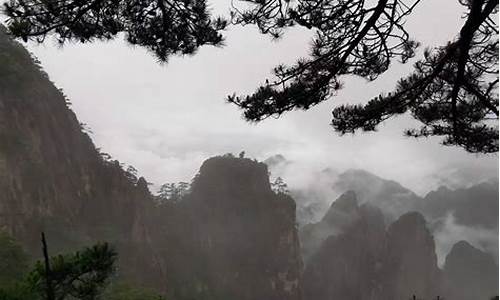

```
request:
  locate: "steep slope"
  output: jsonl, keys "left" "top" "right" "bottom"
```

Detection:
{"left": 0, "top": 27, "right": 304, "bottom": 300}
{"left": 303, "top": 200, "right": 386, "bottom": 300}
{"left": 303, "top": 211, "right": 445, "bottom": 300}
{"left": 152, "top": 155, "right": 303, "bottom": 300}
{"left": 382, "top": 212, "right": 443, "bottom": 300}
{"left": 0, "top": 25, "right": 161, "bottom": 284}
{"left": 334, "top": 169, "right": 421, "bottom": 221}
{"left": 299, "top": 191, "right": 362, "bottom": 261}
{"left": 444, "top": 241, "right": 498, "bottom": 300}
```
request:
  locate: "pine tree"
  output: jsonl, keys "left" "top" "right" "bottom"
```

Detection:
{"left": 271, "top": 177, "right": 289, "bottom": 194}
{"left": 3, "top": 0, "right": 227, "bottom": 62}
{"left": 125, "top": 166, "right": 139, "bottom": 183}
{"left": 30, "top": 236, "right": 117, "bottom": 300}
{"left": 227, "top": 0, "right": 498, "bottom": 153}
{"left": 3, "top": 0, "right": 498, "bottom": 152}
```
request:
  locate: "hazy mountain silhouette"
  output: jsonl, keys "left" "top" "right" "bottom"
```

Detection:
{"left": 265, "top": 154, "right": 498, "bottom": 263}
{"left": 334, "top": 169, "right": 421, "bottom": 221}
{"left": 1, "top": 23, "right": 498, "bottom": 300}
{"left": 419, "top": 182, "right": 499, "bottom": 230}
{"left": 149, "top": 155, "right": 303, "bottom": 299}
{"left": 299, "top": 187, "right": 498, "bottom": 300}
{"left": 0, "top": 26, "right": 302, "bottom": 299}
{"left": 303, "top": 197, "right": 386, "bottom": 300}
{"left": 303, "top": 208, "right": 446, "bottom": 300}
{"left": 444, "top": 241, "right": 498, "bottom": 300}
{"left": 300, "top": 191, "right": 363, "bottom": 262}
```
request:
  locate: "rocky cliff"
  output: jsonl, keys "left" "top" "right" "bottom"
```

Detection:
{"left": 302, "top": 195, "right": 445, "bottom": 300}
{"left": 382, "top": 212, "right": 443, "bottom": 300}
{"left": 301, "top": 191, "right": 499, "bottom": 300}
{"left": 300, "top": 191, "right": 362, "bottom": 262}
{"left": 0, "top": 26, "right": 303, "bottom": 299}
{"left": 303, "top": 197, "right": 386, "bottom": 300}
{"left": 0, "top": 24, "right": 164, "bottom": 288}
{"left": 151, "top": 155, "right": 303, "bottom": 300}
{"left": 444, "top": 240, "right": 498, "bottom": 300}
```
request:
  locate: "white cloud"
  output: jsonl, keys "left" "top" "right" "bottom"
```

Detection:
{"left": 433, "top": 213, "right": 498, "bottom": 266}
{"left": 17, "top": 0, "right": 497, "bottom": 195}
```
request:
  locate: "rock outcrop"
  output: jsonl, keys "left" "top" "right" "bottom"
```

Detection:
{"left": 300, "top": 191, "right": 361, "bottom": 261}
{"left": 0, "top": 26, "right": 304, "bottom": 300}
{"left": 302, "top": 205, "right": 445, "bottom": 300}
{"left": 444, "top": 241, "right": 498, "bottom": 300}
{"left": 334, "top": 169, "right": 421, "bottom": 222}
{"left": 382, "top": 212, "right": 443, "bottom": 300}
{"left": 0, "top": 24, "right": 163, "bottom": 289}
{"left": 303, "top": 199, "right": 386, "bottom": 300}
{"left": 152, "top": 156, "right": 303, "bottom": 300}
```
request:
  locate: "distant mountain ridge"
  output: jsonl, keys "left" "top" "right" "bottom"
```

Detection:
{"left": 301, "top": 191, "right": 498, "bottom": 300}
{"left": 419, "top": 182, "right": 499, "bottom": 230}
{"left": 333, "top": 168, "right": 421, "bottom": 221}
{"left": 1, "top": 22, "right": 497, "bottom": 300}
{"left": 265, "top": 154, "right": 498, "bottom": 299}
{"left": 264, "top": 155, "right": 499, "bottom": 260}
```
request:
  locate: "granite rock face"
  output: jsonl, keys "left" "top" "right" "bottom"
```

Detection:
{"left": 0, "top": 24, "right": 163, "bottom": 288}
{"left": 444, "top": 241, "right": 498, "bottom": 300}
{"left": 155, "top": 156, "right": 303, "bottom": 300}
{"left": 302, "top": 200, "right": 445, "bottom": 300}
{"left": 0, "top": 26, "right": 304, "bottom": 300}
{"left": 300, "top": 191, "right": 362, "bottom": 262}
{"left": 303, "top": 198, "right": 386, "bottom": 300}
{"left": 382, "top": 212, "right": 443, "bottom": 300}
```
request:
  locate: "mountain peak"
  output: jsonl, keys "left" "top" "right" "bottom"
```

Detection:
{"left": 330, "top": 190, "right": 358, "bottom": 211}
{"left": 445, "top": 240, "right": 496, "bottom": 267}
{"left": 450, "top": 240, "right": 475, "bottom": 252}
{"left": 444, "top": 240, "right": 498, "bottom": 300}
{"left": 388, "top": 211, "right": 428, "bottom": 235}
{"left": 321, "top": 191, "right": 359, "bottom": 224}
{"left": 194, "top": 155, "right": 271, "bottom": 195}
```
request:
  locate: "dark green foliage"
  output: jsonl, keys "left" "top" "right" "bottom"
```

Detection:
{"left": 0, "top": 231, "right": 29, "bottom": 289}
{"left": 0, "top": 233, "right": 35, "bottom": 300}
{"left": 27, "top": 242, "right": 117, "bottom": 300}
{"left": 0, "top": 232, "right": 159, "bottom": 300}
{"left": 0, "top": 283, "right": 39, "bottom": 300}
{"left": 3, "top": 0, "right": 227, "bottom": 62}
{"left": 228, "top": 0, "right": 498, "bottom": 153}
{"left": 0, "top": 26, "right": 47, "bottom": 88}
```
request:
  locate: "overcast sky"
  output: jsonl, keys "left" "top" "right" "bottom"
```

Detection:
{"left": 14, "top": 0, "right": 498, "bottom": 195}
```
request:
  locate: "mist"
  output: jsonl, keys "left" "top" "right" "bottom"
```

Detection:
{"left": 0, "top": 0, "right": 497, "bottom": 299}
{"left": 433, "top": 213, "right": 499, "bottom": 266}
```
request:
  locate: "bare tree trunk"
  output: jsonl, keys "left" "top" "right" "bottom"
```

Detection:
{"left": 41, "top": 232, "right": 55, "bottom": 300}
